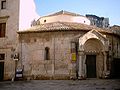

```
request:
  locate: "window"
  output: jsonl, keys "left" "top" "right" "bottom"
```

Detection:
{"left": 0, "top": 23, "right": 6, "bottom": 37}
{"left": 1, "top": 0, "right": 6, "bottom": 9}
{"left": 0, "top": 54, "right": 5, "bottom": 60}
{"left": 44, "top": 20, "right": 46, "bottom": 23}
{"left": 44, "top": 47, "right": 50, "bottom": 60}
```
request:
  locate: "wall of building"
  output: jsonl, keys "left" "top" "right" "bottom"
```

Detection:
{"left": 0, "top": 0, "right": 19, "bottom": 80}
{"left": 18, "top": 31, "right": 85, "bottom": 79}
{"left": 39, "top": 15, "right": 90, "bottom": 25}
{"left": 106, "top": 34, "right": 120, "bottom": 58}
{"left": 106, "top": 34, "right": 120, "bottom": 78}
{"left": 18, "top": 30, "right": 120, "bottom": 79}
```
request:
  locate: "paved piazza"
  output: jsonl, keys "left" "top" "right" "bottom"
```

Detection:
{"left": 0, "top": 79, "right": 120, "bottom": 90}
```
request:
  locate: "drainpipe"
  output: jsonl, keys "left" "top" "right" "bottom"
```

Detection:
{"left": 20, "top": 34, "right": 23, "bottom": 68}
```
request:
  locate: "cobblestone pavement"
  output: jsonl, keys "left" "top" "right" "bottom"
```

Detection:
{"left": 0, "top": 79, "right": 120, "bottom": 90}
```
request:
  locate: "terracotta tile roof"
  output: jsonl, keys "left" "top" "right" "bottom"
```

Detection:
{"left": 18, "top": 22, "right": 112, "bottom": 34}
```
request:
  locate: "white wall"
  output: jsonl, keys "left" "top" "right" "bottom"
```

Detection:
{"left": 39, "top": 15, "right": 90, "bottom": 25}
{"left": 19, "top": 0, "right": 39, "bottom": 30}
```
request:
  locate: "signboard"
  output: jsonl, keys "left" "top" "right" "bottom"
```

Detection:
{"left": 72, "top": 53, "right": 76, "bottom": 61}
{"left": 15, "top": 69, "right": 23, "bottom": 78}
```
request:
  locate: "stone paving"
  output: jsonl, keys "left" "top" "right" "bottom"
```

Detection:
{"left": 0, "top": 79, "right": 120, "bottom": 90}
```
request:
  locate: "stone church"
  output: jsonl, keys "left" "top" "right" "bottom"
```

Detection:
{"left": 18, "top": 11, "right": 120, "bottom": 80}
{"left": 0, "top": 0, "right": 120, "bottom": 80}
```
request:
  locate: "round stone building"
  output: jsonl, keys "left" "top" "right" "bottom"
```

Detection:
{"left": 17, "top": 11, "right": 120, "bottom": 80}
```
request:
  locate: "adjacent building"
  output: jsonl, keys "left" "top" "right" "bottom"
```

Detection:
{"left": 0, "top": 0, "right": 39, "bottom": 80}
{"left": 0, "top": 0, "right": 19, "bottom": 81}
{"left": 86, "top": 14, "right": 109, "bottom": 28}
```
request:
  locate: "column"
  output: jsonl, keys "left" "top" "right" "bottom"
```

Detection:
{"left": 103, "top": 51, "right": 109, "bottom": 78}
{"left": 78, "top": 50, "right": 85, "bottom": 79}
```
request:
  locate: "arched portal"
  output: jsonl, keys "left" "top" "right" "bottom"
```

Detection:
{"left": 78, "top": 30, "right": 109, "bottom": 79}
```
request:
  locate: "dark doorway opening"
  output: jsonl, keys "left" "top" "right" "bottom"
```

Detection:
{"left": 110, "top": 58, "right": 120, "bottom": 79}
{"left": 86, "top": 55, "right": 96, "bottom": 78}
{"left": 0, "top": 62, "right": 4, "bottom": 81}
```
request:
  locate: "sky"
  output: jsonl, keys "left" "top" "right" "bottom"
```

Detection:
{"left": 34, "top": 0, "right": 120, "bottom": 26}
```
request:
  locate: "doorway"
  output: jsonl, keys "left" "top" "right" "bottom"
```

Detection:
{"left": 0, "top": 62, "right": 4, "bottom": 81}
{"left": 111, "top": 58, "right": 120, "bottom": 79}
{"left": 86, "top": 55, "right": 96, "bottom": 78}
{"left": 0, "top": 54, "right": 5, "bottom": 81}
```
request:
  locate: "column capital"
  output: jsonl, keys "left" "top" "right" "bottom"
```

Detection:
{"left": 78, "top": 50, "right": 84, "bottom": 55}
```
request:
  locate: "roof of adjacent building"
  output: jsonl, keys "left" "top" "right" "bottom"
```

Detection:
{"left": 110, "top": 25, "right": 120, "bottom": 35}
{"left": 18, "top": 21, "right": 112, "bottom": 34}
{"left": 110, "top": 25, "right": 120, "bottom": 30}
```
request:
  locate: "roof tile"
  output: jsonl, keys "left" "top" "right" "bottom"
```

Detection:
{"left": 18, "top": 22, "right": 112, "bottom": 34}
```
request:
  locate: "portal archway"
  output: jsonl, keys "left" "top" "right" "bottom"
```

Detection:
{"left": 78, "top": 30, "right": 109, "bottom": 79}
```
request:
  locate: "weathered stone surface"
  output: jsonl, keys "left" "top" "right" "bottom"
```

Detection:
{"left": 18, "top": 28, "right": 120, "bottom": 79}
{"left": 0, "top": 0, "right": 19, "bottom": 80}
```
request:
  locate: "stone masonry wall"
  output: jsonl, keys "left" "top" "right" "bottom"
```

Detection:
{"left": 18, "top": 30, "right": 120, "bottom": 80}
{"left": 19, "top": 31, "right": 84, "bottom": 79}
{"left": 0, "top": 0, "right": 19, "bottom": 80}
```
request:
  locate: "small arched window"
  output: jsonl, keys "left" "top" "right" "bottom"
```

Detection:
{"left": 44, "top": 47, "right": 50, "bottom": 60}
